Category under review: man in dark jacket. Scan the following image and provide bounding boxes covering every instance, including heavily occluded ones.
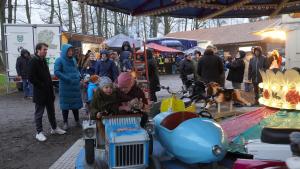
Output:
[226,50,246,89]
[29,43,66,142]
[248,46,268,105]
[197,47,224,84]
[147,49,160,102]
[95,49,119,81]
[179,53,195,88]
[16,49,33,99]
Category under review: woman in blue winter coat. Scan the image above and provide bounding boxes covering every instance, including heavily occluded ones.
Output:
[54,44,83,130]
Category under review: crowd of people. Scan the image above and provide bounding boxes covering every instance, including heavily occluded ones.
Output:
[15,39,284,142]
[178,45,285,106]
[16,41,160,142]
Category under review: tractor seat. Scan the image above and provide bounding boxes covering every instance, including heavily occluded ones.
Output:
[161,111,198,130]
[261,127,300,144]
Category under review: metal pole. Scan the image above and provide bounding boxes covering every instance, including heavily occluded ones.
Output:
[1,0,9,94]
[1,0,7,70]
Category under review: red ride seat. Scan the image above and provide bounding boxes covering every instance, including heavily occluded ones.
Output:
[161,111,198,130]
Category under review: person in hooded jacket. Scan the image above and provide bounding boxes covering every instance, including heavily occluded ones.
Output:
[119,41,133,72]
[54,44,83,130]
[179,53,195,89]
[226,50,246,89]
[16,49,33,99]
[248,46,268,105]
[95,49,119,81]
[146,49,160,102]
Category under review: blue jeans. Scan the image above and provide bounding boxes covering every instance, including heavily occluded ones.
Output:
[23,79,33,97]
[172,64,177,74]
[244,82,253,92]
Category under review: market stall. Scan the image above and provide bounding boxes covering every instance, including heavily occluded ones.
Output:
[145,43,183,75]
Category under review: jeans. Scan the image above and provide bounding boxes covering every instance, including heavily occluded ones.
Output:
[62,109,79,123]
[232,82,241,90]
[22,79,33,97]
[34,102,57,133]
[172,64,177,74]
[253,83,260,103]
[244,83,253,92]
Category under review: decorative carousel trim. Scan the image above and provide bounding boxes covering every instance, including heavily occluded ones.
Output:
[259,69,300,110]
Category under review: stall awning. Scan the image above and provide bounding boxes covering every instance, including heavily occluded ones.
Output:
[147,43,182,53]
[74,0,300,19]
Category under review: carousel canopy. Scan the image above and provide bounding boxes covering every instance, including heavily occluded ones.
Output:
[74,0,300,19]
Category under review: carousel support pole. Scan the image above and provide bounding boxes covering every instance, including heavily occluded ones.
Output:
[217,103,221,113]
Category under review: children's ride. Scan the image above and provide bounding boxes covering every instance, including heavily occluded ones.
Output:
[154,111,227,164]
[81,111,158,169]
[155,86,228,164]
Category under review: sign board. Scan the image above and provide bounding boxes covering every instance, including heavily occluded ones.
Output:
[4,24,61,77]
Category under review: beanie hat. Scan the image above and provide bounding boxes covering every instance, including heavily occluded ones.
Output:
[98,76,112,89]
[117,72,134,89]
[236,50,246,59]
[100,49,109,55]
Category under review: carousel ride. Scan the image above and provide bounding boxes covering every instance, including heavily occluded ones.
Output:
[222,69,300,168]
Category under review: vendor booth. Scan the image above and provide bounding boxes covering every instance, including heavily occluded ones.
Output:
[145,43,183,75]
[61,32,104,54]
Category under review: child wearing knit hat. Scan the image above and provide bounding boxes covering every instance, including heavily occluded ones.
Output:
[90,76,132,119]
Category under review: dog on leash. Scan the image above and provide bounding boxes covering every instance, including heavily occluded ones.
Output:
[205,82,251,109]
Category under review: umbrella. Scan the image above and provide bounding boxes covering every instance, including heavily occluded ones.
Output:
[104,33,142,48]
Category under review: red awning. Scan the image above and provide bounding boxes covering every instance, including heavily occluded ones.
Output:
[146,43,182,53]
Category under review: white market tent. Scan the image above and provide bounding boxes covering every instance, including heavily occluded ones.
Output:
[104,33,142,48]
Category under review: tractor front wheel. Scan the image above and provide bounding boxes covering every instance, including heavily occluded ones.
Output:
[85,139,95,165]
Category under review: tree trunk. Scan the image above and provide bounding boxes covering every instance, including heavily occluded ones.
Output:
[57,0,63,26]
[120,13,126,34]
[143,17,147,41]
[96,7,102,36]
[80,2,87,34]
[13,0,17,23]
[125,15,129,35]
[184,18,188,31]
[85,5,89,34]
[136,17,140,38]
[0,0,7,69]
[149,16,158,38]
[194,19,200,30]
[49,0,54,24]
[104,9,108,38]
[72,7,77,32]
[67,0,73,32]
[89,6,95,35]
[163,16,171,35]
[114,12,118,35]
[7,0,12,23]
[25,0,31,23]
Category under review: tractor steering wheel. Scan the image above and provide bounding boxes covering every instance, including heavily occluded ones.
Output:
[198,109,213,119]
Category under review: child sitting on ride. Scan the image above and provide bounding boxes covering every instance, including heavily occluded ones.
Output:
[90,76,140,119]
[90,76,142,147]
[117,72,149,127]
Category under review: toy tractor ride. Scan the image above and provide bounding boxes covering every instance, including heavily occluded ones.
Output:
[82,110,160,169]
